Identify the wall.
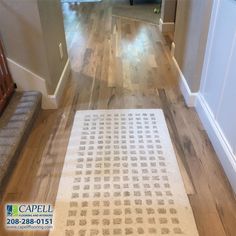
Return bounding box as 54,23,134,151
196,0,236,192
37,0,68,94
0,0,69,108
174,0,213,92
161,0,177,22
159,0,177,33
0,0,50,80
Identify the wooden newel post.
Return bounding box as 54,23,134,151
0,39,14,114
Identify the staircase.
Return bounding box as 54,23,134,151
0,39,42,195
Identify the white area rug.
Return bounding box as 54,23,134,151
50,109,199,236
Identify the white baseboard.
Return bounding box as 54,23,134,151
7,58,48,99
196,94,236,193
47,59,71,109
171,54,198,107
171,42,175,57
159,18,175,33
7,58,70,109
171,42,236,193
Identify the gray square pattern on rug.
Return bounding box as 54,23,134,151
50,109,199,236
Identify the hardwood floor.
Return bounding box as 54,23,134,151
1,1,236,235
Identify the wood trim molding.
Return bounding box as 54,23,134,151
196,94,236,193
196,0,236,193
171,43,198,107
159,18,175,33
7,58,70,109
171,42,175,57
48,59,71,109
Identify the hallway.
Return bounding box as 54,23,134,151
1,1,236,235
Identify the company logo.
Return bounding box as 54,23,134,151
5,203,53,231
6,205,19,217
18,204,53,213
6,204,53,216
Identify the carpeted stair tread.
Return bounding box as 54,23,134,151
0,91,42,188
0,92,22,129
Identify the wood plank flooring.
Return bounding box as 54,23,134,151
0,1,236,235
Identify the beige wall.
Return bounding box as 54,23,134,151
174,0,213,92
38,0,68,93
0,0,68,94
161,0,177,23
0,0,50,80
